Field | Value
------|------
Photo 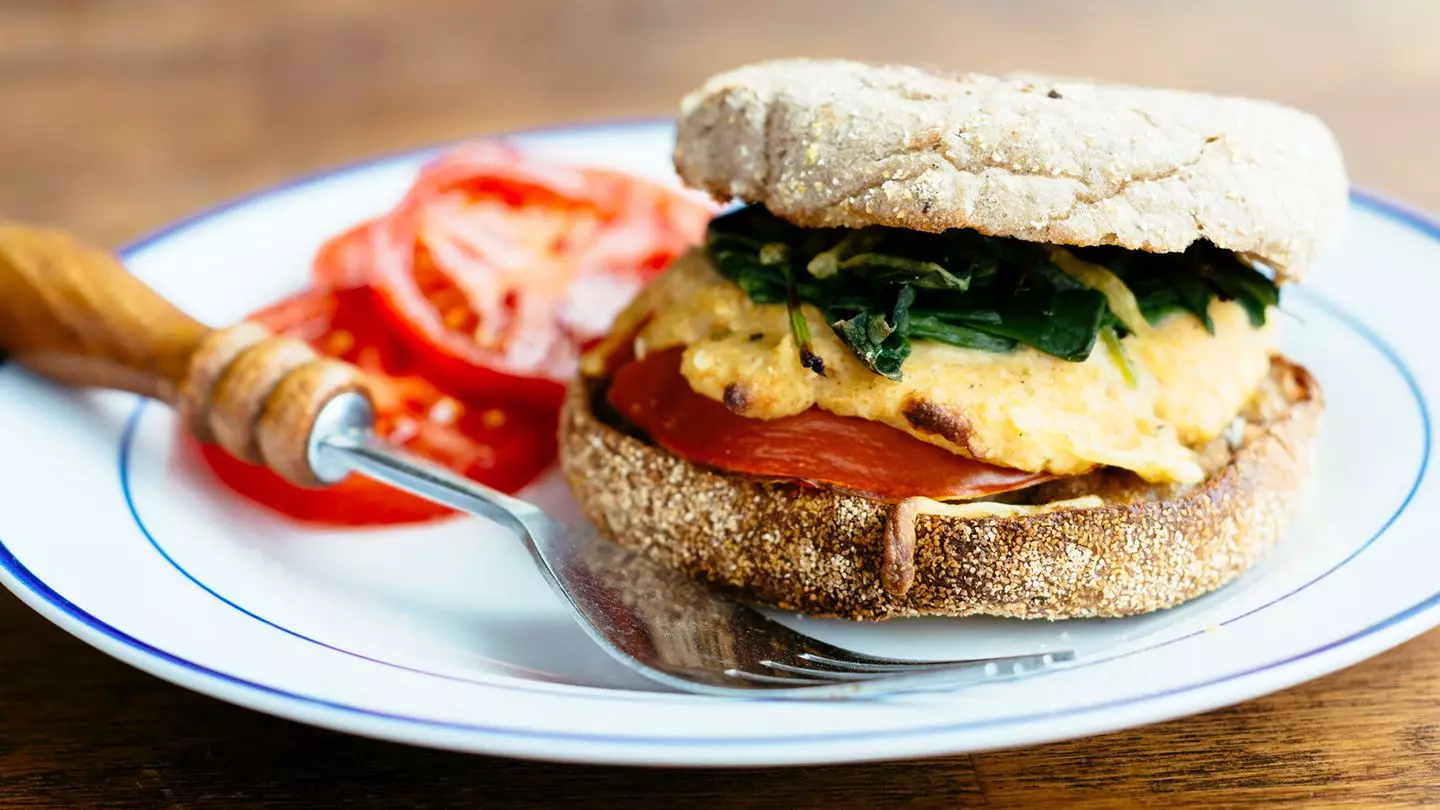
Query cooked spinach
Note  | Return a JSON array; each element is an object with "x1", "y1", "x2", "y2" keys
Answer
[
  {"x1": 706, "y1": 204, "x2": 1280, "y2": 379},
  {"x1": 1069, "y1": 243, "x2": 1281, "y2": 333}
]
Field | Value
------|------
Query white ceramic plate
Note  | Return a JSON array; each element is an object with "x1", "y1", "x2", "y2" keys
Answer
[{"x1": 1, "y1": 121, "x2": 1437, "y2": 767}]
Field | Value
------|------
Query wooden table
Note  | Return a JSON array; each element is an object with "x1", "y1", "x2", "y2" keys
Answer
[{"x1": 3, "y1": 2, "x2": 1438, "y2": 806}]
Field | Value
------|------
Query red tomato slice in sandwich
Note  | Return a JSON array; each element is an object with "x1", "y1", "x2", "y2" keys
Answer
[
  {"x1": 607, "y1": 348, "x2": 1053, "y2": 502},
  {"x1": 313, "y1": 141, "x2": 715, "y2": 408}
]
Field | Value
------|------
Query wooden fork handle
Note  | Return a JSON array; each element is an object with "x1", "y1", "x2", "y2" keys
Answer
[{"x1": 0, "y1": 221, "x2": 371, "y2": 487}]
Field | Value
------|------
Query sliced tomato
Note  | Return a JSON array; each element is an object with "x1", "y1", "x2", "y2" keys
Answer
[
  {"x1": 312, "y1": 140, "x2": 714, "y2": 406},
  {"x1": 607, "y1": 348, "x2": 1053, "y2": 502},
  {"x1": 189, "y1": 287, "x2": 558, "y2": 526},
  {"x1": 312, "y1": 221, "x2": 378, "y2": 290}
]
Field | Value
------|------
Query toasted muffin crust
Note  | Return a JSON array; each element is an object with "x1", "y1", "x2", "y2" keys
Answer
[{"x1": 559, "y1": 357, "x2": 1321, "y2": 620}]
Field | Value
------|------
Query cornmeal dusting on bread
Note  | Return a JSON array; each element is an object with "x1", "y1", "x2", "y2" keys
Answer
[{"x1": 584, "y1": 248, "x2": 1276, "y2": 484}]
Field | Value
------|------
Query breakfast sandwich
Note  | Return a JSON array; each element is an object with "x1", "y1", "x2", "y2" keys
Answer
[{"x1": 560, "y1": 59, "x2": 1346, "y2": 620}]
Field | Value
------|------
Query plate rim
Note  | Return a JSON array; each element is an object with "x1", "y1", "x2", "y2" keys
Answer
[{"x1": 3, "y1": 117, "x2": 1439, "y2": 765}]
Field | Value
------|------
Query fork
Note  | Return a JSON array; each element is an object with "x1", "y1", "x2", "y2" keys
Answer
[{"x1": 0, "y1": 221, "x2": 1075, "y2": 698}]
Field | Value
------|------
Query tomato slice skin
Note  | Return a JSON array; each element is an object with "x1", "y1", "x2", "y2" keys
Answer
[
  {"x1": 313, "y1": 221, "x2": 377, "y2": 290},
  {"x1": 311, "y1": 140, "x2": 713, "y2": 406},
  {"x1": 190, "y1": 287, "x2": 558, "y2": 526},
  {"x1": 606, "y1": 348, "x2": 1053, "y2": 502}
]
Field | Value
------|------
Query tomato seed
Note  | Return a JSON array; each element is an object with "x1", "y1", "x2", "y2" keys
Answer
[
  {"x1": 388, "y1": 416, "x2": 421, "y2": 444},
  {"x1": 428, "y1": 396, "x2": 464, "y2": 426},
  {"x1": 322, "y1": 329, "x2": 355, "y2": 356}
]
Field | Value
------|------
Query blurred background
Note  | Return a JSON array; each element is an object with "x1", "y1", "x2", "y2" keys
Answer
[{"x1": 3, "y1": 0, "x2": 1437, "y2": 247}]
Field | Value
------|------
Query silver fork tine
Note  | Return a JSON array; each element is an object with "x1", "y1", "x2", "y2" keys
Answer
[
  {"x1": 798, "y1": 649, "x2": 1076, "y2": 674},
  {"x1": 724, "y1": 650, "x2": 1074, "y2": 697},
  {"x1": 724, "y1": 669, "x2": 828, "y2": 685},
  {"x1": 755, "y1": 624, "x2": 989, "y2": 668},
  {"x1": 765, "y1": 652, "x2": 1070, "y2": 682},
  {"x1": 760, "y1": 660, "x2": 879, "y2": 681},
  {"x1": 813, "y1": 657, "x2": 1062, "y2": 697}
]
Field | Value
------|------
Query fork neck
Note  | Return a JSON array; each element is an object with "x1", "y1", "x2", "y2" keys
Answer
[{"x1": 316, "y1": 428, "x2": 534, "y2": 534}]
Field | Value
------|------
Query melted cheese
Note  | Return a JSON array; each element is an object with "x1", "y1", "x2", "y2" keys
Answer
[
  {"x1": 911, "y1": 495, "x2": 1106, "y2": 519},
  {"x1": 584, "y1": 249, "x2": 1276, "y2": 484}
]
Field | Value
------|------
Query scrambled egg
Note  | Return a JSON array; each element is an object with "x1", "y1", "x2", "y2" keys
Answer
[{"x1": 586, "y1": 249, "x2": 1276, "y2": 484}]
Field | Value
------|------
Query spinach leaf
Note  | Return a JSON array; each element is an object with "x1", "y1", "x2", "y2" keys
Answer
[
  {"x1": 838, "y1": 253, "x2": 970, "y2": 290},
  {"x1": 830, "y1": 284, "x2": 915, "y2": 379},
  {"x1": 1171, "y1": 274, "x2": 1216, "y2": 332},
  {"x1": 705, "y1": 204, "x2": 1280, "y2": 380},
  {"x1": 1205, "y1": 262, "x2": 1279, "y2": 327},
  {"x1": 778, "y1": 248, "x2": 824, "y2": 376},
  {"x1": 708, "y1": 237, "x2": 786, "y2": 304},
  {"x1": 953, "y1": 288, "x2": 1109, "y2": 362},
  {"x1": 907, "y1": 316, "x2": 1018, "y2": 353}
]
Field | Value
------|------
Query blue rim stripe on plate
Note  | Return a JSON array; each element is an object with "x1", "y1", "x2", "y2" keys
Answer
[{"x1": 0, "y1": 117, "x2": 1434, "y2": 749}]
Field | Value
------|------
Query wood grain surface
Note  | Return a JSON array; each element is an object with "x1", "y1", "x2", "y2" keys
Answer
[{"x1": 3, "y1": 1, "x2": 1439, "y2": 806}]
